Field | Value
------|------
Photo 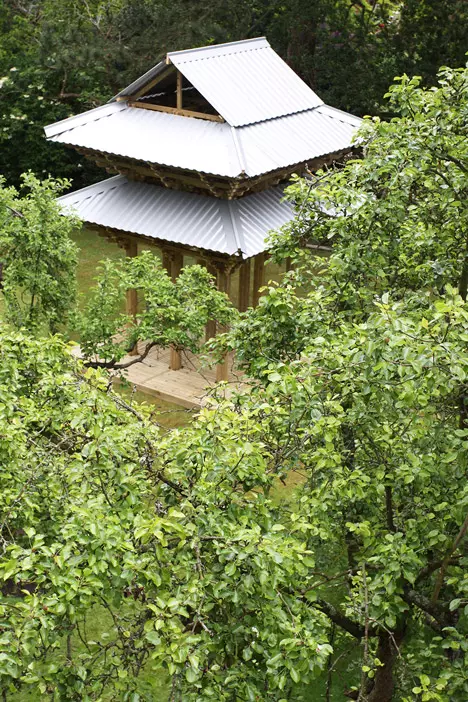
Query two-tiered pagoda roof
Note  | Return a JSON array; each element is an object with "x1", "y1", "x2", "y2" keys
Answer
[{"x1": 45, "y1": 37, "x2": 361, "y2": 261}]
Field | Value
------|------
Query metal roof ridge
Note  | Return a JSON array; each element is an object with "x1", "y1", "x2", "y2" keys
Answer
[
  {"x1": 317, "y1": 104, "x2": 363, "y2": 126},
  {"x1": 45, "y1": 103, "x2": 126, "y2": 138},
  {"x1": 167, "y1": 37, "x2": 268, "y2": 61},
  {"x1": 230, "y1": 127, "x2": 247, "y2": 174},
  {"x1": 57, "y1": 175, "x2": 125, "y2": 202},
  {"x1": 227, "y1": 200, "x2": 244, "y2": 256},
  {"x1": 235, "y1": 104, "x2": 321, "y2": 129}
]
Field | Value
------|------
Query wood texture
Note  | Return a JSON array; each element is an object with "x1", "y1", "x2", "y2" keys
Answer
[
  {"x1": 253, "y1": 252, "x2": 266, "y2": 307},
  {"x1": 169, "y1": 251, "x2": 184, "y2": 371},
  {"x1": 176, "y1": 70, "x2": 183, "y2": 110},
  {"x1": 238, "y1": 259, "x2": 251, "y2": 312},
  {"x1": 109, "y1": 345, "x2": 243, "y2": 409},
  {"x1": 129, "y1": 100, "x2": 224, "y2": 122},
  {"x1": 124, "y1": 238, "x2": 139, "y2": 355},
  {"x1": 216, "y1": 267, "x2": 231, "y2": 382}
]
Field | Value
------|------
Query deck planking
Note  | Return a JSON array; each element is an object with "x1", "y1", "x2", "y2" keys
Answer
[{"x1": 116, "y1": 345, "x2": 241, "y2": 409}]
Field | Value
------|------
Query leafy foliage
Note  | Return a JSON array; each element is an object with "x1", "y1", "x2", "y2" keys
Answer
[
  {"x1": 0, "y1": 20, "x2": 468, "y2": 702},
  {"x1": 216, "y1": 64, "x2": 468, "y2": 700},
  {"x1": 0, "y1": 172, "x2": 78, "y2": 332},
  {"x1": 0, "y1": 326, "x2": 330, "y2": 700},
  {"x1": 74, "y1": 251, "x2": 237, "y2": 368}
]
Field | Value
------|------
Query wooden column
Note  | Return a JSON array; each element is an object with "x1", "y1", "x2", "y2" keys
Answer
[
  {"x1": 238, "y1": 259, "x2": 251, "y2": 312},
  {"x1": 162, "y1": 250, "x2": 172, "y2": 275},
  {"x1": 124, "y1": 238, "x2": 139, "y2": 355},
  {"x1": 161, "y1": 247, "x2": 184, "y2": 370},
  {"x1": 197, "y1": 257, "x2": 217, "y2": 341},
  {"x1": 170, "y1": 252, "x2": 183, "y2": 370},
  {"x1": 170, "y1": 251, "x2": 183, "y2": 371},
  {"x1": 216, "y1": 267, "x2": 231, "y2": 382},
  {"x1": 206, "y1": 262, "x2": 218, "y2": 341},
  {"x1": 176, "y1": 70, "x2": 183, "y2": 110},
  {"x1": 253, "y1": 252, "x2": 266, "y2": 307}
]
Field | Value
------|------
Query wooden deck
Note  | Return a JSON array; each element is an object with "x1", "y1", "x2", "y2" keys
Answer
[{"x1": 115, "y1": 345, "x2": 242, "y2": 409}]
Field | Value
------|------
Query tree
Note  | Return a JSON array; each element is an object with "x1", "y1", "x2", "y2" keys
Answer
[
  {"x1": 0, "y1": 324, "x2": 332, "y2": 701},
  {"x1": 1, "y1": 58, "x2": 468, "y2": 702},
  {"x1": 217, "y1": 63, "x2": 468, "y2": 700},
  {"x1": 74, "y1": 251, "x2": 237, "y2": 369},
  {"x1": 0, "y1": 172, "x2": 78, "y2": 332}
]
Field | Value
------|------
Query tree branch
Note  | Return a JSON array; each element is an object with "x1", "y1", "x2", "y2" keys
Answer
[
  {"x1": 402, "y1": 588, "x2": 450, "y2": 628},
  {"x1": 431, "y1": 512, "x2": 468, "y2": 605},
  {"x1": 84, "y1": 341, "x2": 157, "y2": 370},
  {"x1": 314, "y1": 598, "x2": 372, "y2": 639}
]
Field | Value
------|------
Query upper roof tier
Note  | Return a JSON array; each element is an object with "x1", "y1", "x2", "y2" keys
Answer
[
  {"x1": 44, "y1": 37, "x2": 361, "y2": 190},
  {"x1": 114, "y1": 36, "x2": 324, "y2": 127}
]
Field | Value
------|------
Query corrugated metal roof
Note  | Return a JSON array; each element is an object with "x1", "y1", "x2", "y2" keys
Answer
[
  {"x1": 46, "y1": 105, "x2": 242, "y2": 177},
  {"x1": 44, "y1": 102, "x2": 127, "y2": 139},
  {"x1": 239, "y1": 106, "x2": 361, "y2": 174},
  {"x1": 58, "y1": 176, "x2": 294, "y2": 258},
  {"x1": 167, "y1": 37, "x2": 323, "y2": 127},
  {"x1": 45, "y1": 103, "x2": 360, "y2": 178}
]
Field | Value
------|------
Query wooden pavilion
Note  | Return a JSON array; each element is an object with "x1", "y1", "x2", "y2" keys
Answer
[{"x1": 45, "y1": 37, "x2": 360, "y2": 393}]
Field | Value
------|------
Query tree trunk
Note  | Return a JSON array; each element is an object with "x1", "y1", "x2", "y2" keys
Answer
[{"x1": 367, "y1": 630, "x2": 404, "y2": 702}]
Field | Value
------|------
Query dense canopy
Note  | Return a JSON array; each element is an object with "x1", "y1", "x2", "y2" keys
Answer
[{"x1": 0, "y1": 3, "x2": 467, "y2": 701}]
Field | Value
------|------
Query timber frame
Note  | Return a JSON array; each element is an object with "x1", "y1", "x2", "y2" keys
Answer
[
  {"x1": 74, "y1": 145, "x2": 350, "y2": 199},
  {"x1": 118, "y1": 65, "x2": 226, "y2": 123},
  {"x1": 128, "y1": 101, "x2": 225, "y2": 123},
  {"x1": 89, "y1": 223, "x2": 269, "y2": 378}
]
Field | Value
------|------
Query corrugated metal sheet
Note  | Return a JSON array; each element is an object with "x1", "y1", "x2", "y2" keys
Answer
[
  {"x1": 239, "y1": 107, "x2": 360, "y2": 175},
  {"x1": 58, "y1": 176, "x2": 294, "y2": 258},
  {"x1": 46, "y1": 105, "x2": 242, "y2": 177},
  {"x1": 235, "y1": 187, "x2": 295, "y2": 257},
  {"x1": 113, "y1": 59, "x2": 167, "y2": 103},
  {"x1": 168, "y1": 37, "x2": 323, "y2": 127},
  {"x1": 45, "y1": 103, "x2": 360, "y2": 179},
  {"x1": 44, "y1": 102, "x2": 127, "y2": 139}
]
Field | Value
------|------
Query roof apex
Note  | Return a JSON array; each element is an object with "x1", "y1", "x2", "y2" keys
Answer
[
  {"x1": 167, "y1": 37, "x2": 268, "y2": 62},
  {"x1": 112, "y1": 36, "x2": 323, "y2": 126}
]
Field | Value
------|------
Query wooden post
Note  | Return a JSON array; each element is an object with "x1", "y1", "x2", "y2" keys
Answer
[
  {"x1": 206, "y1": 262, "x2": 218, "y2": 341},
  {"x1": 196, "y1": 257, "x2": 217, "y2": 341},
  {"x1": 162, "y1": 249, "x2": 172, "y2": 275},
  {"x1": 124, "y1": 238, "x2": 139, "y2": 355},
  {"x1": 176, "y1": 70, "x2": 183, "y2": 110},
  {"x1": 216, "y1": 267, "x2": 231, "y2": 382},
  {"x1": 169, "y1": 251, "x2": 183, "y2": 371},
  {"x1": 285, "y1": 257, "x2": 292, "y2": 272},
  {"x1": 238, "y1": 259, "x2": 251, "y2": 312},
  {"x1": 253, "y1": 252, "x2": 266, "y2": 307}
]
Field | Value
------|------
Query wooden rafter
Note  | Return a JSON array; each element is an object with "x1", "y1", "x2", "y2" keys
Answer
[
  {"x1": 89, "y1": 224, "x2": 241, "y2": 267},
  {"x1": 126, "y1": 65, "x2": 177, "y2": 101},
  {"x1": 128, "y1": 101, "x2": 224, "y2": 123}
]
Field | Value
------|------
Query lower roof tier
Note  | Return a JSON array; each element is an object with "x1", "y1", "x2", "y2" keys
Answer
[
  {"x1": 58, "y1": 176, "x2": 295, "y2": 259},
  {"x1": 46, "y1": 102, "x2": 361, "y2": 182}
]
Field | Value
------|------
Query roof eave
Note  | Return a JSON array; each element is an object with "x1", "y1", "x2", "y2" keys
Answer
[{"x1": 110, "y1": 58, "x2": 167, "y2": 103}]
